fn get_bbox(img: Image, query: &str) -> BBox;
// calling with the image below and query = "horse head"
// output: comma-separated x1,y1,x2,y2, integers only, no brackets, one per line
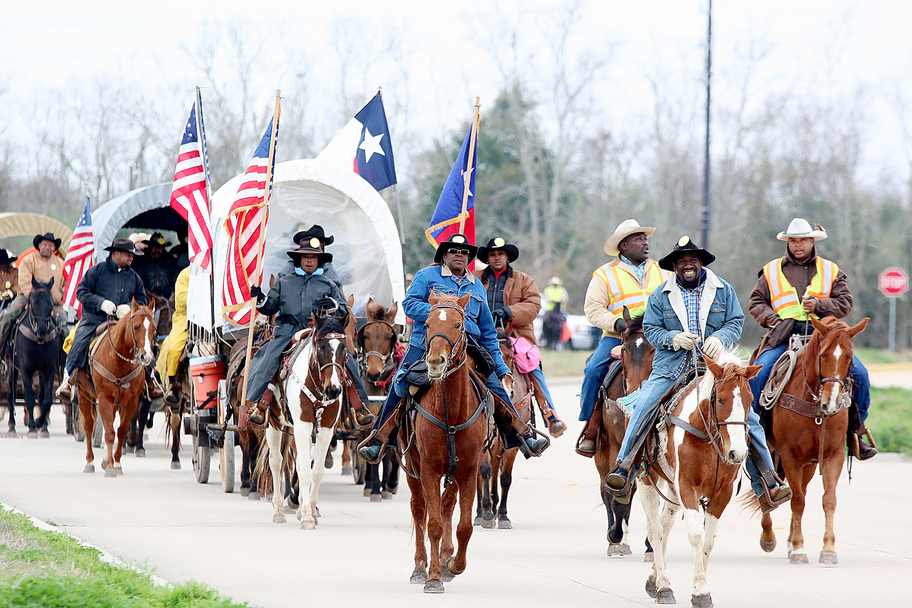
118,297,157,367
425,291,469,380
702,351,762,466
145,290,173,338
27,278,56,339
310,298,349,401
808,316,869,414
358,297,399,383
620,307,653,393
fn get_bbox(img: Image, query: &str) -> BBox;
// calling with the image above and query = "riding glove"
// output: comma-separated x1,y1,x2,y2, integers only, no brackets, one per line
0,289,13,301
116,304,132,319
671,332,700,351
100,300,117,316
702,336,723,359
249,285,266,305
614,317,627,334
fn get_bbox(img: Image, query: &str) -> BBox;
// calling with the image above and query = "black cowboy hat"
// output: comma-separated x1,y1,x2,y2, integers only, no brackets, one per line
293,224,334,247
0,250,17,266
143,232,172,248
477,237,519,264
33,233,62,250
287,236,333,266
658,236,715,271
433,233,478,264
105,237,143,256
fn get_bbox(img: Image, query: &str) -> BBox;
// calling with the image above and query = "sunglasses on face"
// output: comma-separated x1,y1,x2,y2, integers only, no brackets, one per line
447,248,470,256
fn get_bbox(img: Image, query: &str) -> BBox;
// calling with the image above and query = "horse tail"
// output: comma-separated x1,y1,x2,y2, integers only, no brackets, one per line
737,485,763,518
252,427,297,496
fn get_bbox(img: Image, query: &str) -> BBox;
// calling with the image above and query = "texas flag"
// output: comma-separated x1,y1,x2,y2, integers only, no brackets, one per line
425,124,477,251
316,90,397,192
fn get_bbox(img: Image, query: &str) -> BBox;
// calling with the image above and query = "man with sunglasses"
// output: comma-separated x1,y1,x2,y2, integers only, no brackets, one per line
358,234,550,463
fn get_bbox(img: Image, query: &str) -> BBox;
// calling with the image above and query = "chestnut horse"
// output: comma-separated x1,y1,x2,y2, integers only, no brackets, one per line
757,315,868,565
76,300,157,476
405,292,488,594
640,351,759,607
261,302,350,529
593,309,655,557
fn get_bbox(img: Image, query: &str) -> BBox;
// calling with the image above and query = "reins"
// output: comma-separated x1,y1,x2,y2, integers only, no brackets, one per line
357,319,398,384
89,309,154,404
283,329,348,440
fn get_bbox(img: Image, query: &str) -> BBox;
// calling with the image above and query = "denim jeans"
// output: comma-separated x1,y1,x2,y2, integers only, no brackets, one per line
579,335,622,421
529,365,556,415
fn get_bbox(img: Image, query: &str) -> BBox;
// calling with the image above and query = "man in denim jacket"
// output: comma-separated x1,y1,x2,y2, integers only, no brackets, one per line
358,234,549,463
605,237,790,513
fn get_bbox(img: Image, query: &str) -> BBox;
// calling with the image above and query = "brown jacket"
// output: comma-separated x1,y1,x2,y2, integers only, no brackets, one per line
473,266,542,345
749,248,852,356
17,251,66,304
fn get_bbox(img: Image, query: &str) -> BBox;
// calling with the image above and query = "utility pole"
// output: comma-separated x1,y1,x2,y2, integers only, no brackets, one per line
701,0,713,249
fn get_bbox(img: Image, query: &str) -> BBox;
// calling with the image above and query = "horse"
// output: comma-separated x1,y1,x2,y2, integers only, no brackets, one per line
7,279,63,438
76,299,157,476
225,331,268,498
260,300,351,529
404,291,488,594
592,308,655,557
355,297,401,501
474,327,531,529
541,303,566,350
638,351,759,607
756,315,868,565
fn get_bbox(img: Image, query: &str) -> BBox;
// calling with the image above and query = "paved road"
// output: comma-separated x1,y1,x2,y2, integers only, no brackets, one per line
1,375,910,608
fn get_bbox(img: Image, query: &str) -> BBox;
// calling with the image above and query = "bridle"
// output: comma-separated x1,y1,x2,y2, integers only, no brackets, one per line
90,308,155,401
19,286,57,344
357,319,397,381
106,309,155,365
424,301,468,378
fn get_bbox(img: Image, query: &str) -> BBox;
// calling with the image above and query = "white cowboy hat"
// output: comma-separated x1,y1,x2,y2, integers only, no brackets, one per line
604,219,656,256
777,218,827,241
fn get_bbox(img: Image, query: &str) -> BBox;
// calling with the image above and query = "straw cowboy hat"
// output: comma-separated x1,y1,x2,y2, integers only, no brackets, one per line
287,236,333,265
433,233,478,264
658,236,715,271
477,237,519,264
777,218,828,241
604,219,656,256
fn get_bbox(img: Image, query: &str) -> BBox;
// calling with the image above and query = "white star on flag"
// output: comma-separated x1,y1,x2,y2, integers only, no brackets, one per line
359,128,385,162
461,165,474,198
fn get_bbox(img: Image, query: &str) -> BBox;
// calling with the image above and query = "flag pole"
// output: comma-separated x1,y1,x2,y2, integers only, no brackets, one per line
240,90,282,405
196,86,216,341
458,96,481,234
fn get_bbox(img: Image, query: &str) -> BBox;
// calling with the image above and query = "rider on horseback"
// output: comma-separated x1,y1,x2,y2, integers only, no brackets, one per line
133,232,179,300
605,237,792,513
0,233,68,354
243,234,373,428
473,236,566,437
748,218,876,460
357,234,549,464
577,220,670,455
56,238,149,401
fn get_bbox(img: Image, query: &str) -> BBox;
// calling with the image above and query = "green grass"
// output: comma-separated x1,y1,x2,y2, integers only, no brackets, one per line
539,347,593,377
867,387,912,456
856,348,912,366
0,507,250,608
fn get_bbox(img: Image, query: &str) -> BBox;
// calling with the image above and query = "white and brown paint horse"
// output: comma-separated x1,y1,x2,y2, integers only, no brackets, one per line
639,350,759,608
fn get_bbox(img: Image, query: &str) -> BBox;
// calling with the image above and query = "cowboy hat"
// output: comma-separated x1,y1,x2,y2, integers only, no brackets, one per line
293,224,334,247
143,232,172,247
477,237,519,263
105,237,143,255
287,236,333,265
658,236,715,271
604,219,656,256
433,233,478,264
777,218,828,241
0,250,17,266
33,233,62,250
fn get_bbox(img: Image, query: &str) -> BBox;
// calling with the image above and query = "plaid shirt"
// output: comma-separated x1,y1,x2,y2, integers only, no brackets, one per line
671,278,704,378
620,254,647,283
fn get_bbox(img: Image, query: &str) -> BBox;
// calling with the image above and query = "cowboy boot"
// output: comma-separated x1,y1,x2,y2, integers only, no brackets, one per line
748,444,792,514
576,406,602,456
247,385,275,426
56,368,76,402
847,404,878,460
357,399,404,464
347,384,375,427
494,400,549,458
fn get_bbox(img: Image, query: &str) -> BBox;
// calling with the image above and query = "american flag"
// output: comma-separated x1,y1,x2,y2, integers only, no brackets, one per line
169,90,213,271
62,193,94,317
222,116,280,326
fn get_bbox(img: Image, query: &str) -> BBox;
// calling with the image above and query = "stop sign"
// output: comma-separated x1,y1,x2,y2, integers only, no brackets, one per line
879,267,909,298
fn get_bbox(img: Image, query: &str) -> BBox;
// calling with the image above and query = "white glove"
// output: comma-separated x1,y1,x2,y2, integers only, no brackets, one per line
702,336,723,359
671,332,700,351
116,304,132,319
100,300,116,316
0,289,14,301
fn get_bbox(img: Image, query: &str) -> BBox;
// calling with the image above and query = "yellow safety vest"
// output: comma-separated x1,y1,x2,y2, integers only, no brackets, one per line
593,261,670,334
762,256,839,321
543,285,568,311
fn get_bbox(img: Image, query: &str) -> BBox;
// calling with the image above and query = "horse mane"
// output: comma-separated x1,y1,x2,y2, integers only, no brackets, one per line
314,315,346,339
365,299,386,321
624,312,645,335
429,291,461,307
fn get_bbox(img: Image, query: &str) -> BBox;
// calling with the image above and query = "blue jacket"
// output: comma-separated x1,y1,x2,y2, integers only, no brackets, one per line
643,268,744,378
404,264,510,378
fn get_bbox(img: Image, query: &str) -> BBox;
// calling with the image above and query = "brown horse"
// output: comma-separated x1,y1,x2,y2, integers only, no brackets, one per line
76,300,157,476
593,309,655,557
474,328,530,529
757,315,868,565
640,351,760,607
405,292,488,594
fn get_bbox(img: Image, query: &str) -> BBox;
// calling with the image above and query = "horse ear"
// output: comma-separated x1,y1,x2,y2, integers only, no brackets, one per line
48,277,54,289
429,291,440,306
623,306,632,324
386,301,399,323
704,354,724,378
32,277,38,288
810,316,827,334
457,293,471,310
744,364,763,380
346,294,354,309
848,317,869,338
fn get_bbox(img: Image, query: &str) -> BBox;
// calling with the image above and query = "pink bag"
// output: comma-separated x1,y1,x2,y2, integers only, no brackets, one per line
509,336,542,374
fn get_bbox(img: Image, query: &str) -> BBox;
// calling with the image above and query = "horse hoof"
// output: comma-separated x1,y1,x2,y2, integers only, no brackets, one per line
100,460,106,471
134,448,145,458
6,429,16,438
38,429,50,439
83,464,95,474
424,579,445,594
692,593,713,608
819,552,838,565
760,538,777,553
409,568,428,584
324,453,333,469
27,430,38,439
341,467,353,476
497,517,512,530
370,493,382,502
388,485,398,495
619,543,632,556
240,487,251,497
790,550,809,565
656,587,676,604
473,516,483,526
170,462,181,470
645,575,658,598
273,513,286,524
381,490,392,500
124,444,134,453
283,505,296,514
313,506,321,519
286,495,299,509
104,468,117,478
300,520,316,530
441,561,455,582
363,487,371,497
608,544,626,557
644,551,655,563
249,492,261,501
481,516,495,529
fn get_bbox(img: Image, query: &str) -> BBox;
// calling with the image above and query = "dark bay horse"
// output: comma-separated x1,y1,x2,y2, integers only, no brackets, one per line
592,308,655,557
640,351,760,607
8,279,62,438
77,300,157,476
405,292,487,594
757,316,868,565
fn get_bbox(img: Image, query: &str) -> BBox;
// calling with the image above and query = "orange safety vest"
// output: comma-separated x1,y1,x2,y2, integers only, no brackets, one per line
593,260,670,334
762,256,839,321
